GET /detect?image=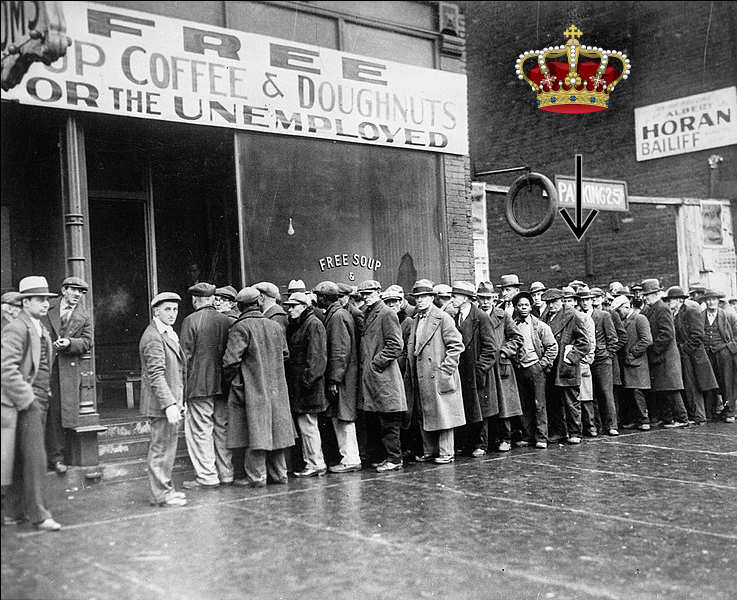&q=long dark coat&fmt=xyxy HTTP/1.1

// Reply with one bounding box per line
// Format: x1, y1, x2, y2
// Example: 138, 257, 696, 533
641, 299, 683, 391
138, 323, 185, 418
486, 307, 523, 417
545, 306, 590, 387
44, 302, 93, 428
222, 308, 295, 450
360, 300, 407, 413
607, 308, 628, 386
455, 305, 497, 421
179, 305, 232, 399
399, 316, 415, 427
675, 304, 718, 392
286, 307, 327, 414
263, 303, 288, 337
619, 311, 653, 389
406, 305, 465, 431
323, 302, 359, 422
